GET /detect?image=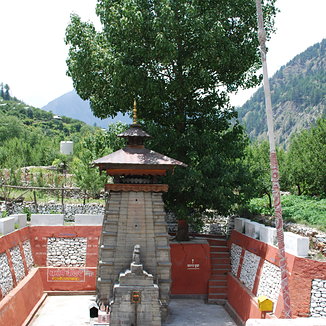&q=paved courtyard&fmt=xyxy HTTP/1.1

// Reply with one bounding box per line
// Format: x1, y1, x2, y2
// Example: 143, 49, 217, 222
29, 295, 236, 326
